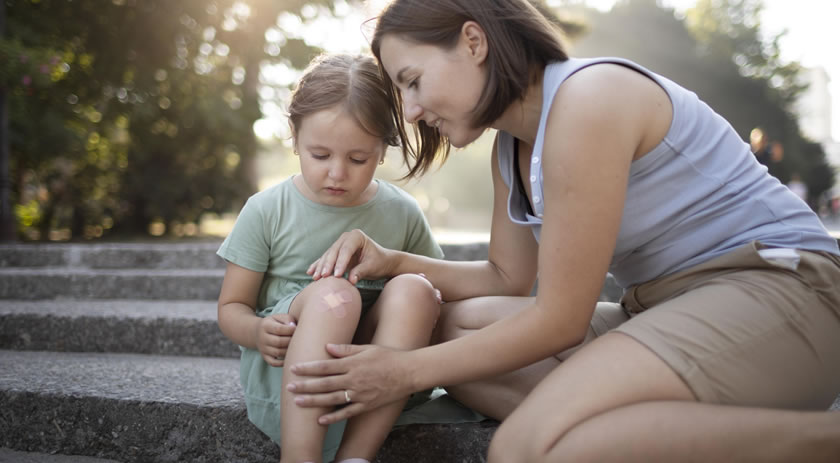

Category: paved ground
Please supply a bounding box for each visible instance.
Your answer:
[0,449,118,463]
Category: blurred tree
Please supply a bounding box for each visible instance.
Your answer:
[562,0,834,206]
[1,0,330,240]
[0,0,14,241]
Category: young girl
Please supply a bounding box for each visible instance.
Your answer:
[216,53,444,463]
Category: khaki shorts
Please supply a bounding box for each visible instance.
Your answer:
[595,241,840,410]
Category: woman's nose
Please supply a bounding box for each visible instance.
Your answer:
[403,95,423,124]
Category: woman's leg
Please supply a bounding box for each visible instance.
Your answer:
[335,273,441,461]
[490,251,840,462]
[281,277,362,463]
[435,296,628,420]
[488,332,840,462]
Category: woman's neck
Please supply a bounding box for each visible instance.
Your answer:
[491,74,544,146]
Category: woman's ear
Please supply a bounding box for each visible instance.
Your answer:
[461,21,488,64]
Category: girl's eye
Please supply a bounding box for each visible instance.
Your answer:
[311,153,328,160]
[408,78,419,90]
[350,158,368,165]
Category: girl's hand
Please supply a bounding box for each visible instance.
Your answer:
[287,344,415,425]
[255,314,297,367]
[307,229,396,284]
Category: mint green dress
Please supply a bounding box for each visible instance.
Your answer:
[217,177,449,460]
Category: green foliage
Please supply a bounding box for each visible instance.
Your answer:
[4,0,328,240]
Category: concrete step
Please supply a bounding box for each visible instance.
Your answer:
[0,350,495,463]
[0,260,621,303]
[0,448,119,462]
[0,242,225,270]
[0,300,237,358]
[0,241,626,302]
[0,268,223,300]
[0,242,485,270]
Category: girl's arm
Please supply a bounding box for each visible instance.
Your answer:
[308,136,539,302]
[290,64,664,423]
[218,262,297,366]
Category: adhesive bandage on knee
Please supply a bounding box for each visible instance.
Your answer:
[317,289,354,318]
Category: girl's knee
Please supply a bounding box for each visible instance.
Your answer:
[300,276,362,322]
[384,273,441,321]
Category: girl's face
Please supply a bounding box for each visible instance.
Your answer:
[294,105,385,207]
[379,30,488,148]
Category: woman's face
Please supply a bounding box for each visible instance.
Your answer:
[378,32,488,148]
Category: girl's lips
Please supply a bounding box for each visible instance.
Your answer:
[325,187,346,195]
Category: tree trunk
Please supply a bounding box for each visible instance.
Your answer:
[0,1,18,242]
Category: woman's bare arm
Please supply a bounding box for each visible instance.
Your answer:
[308,137,539,302]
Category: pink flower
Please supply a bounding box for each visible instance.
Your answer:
[40,64,50,74]
[22,75,32,86]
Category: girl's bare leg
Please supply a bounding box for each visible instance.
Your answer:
[281,277,362,463]
[489,332,840,462]
[334,274,441,461]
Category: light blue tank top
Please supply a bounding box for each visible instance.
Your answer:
[498,57,839,288]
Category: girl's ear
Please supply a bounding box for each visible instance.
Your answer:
[461,21,488,64]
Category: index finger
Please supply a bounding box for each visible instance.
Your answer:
[286,372,349,395]
[332,238,361,280]
[289,357,348,380]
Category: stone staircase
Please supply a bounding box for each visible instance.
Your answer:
[0,241,500,462]
[1,241,836,462]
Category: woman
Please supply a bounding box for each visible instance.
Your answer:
[288,0,840,460]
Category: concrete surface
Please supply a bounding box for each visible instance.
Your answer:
[0,300,237,357]
[1,241,836,463]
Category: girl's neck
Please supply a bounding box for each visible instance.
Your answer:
[491,74,544,146]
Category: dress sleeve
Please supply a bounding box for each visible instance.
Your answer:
[216,195,271,272]
[403,198,445,260]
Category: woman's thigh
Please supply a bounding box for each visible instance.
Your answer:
[492,331,695,459]
[435,296,630,419]
[618,250,840,410]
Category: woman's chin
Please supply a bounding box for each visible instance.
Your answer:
[447,129,484,148]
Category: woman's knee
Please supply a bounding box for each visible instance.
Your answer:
[489,416,546,462]
[433,299,477,344]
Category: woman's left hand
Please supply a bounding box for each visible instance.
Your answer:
[288,343,416,425]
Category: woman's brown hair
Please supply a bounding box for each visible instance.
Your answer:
[288,53,399,149]
[371,0,568,178]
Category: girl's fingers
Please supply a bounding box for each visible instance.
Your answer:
[262,352,284,368]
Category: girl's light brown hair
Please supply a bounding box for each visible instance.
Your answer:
[288,53,400,150]
[371,0,568,178]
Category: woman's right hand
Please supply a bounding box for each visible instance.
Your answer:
[255,314,297,367]
[307,229,396,284]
